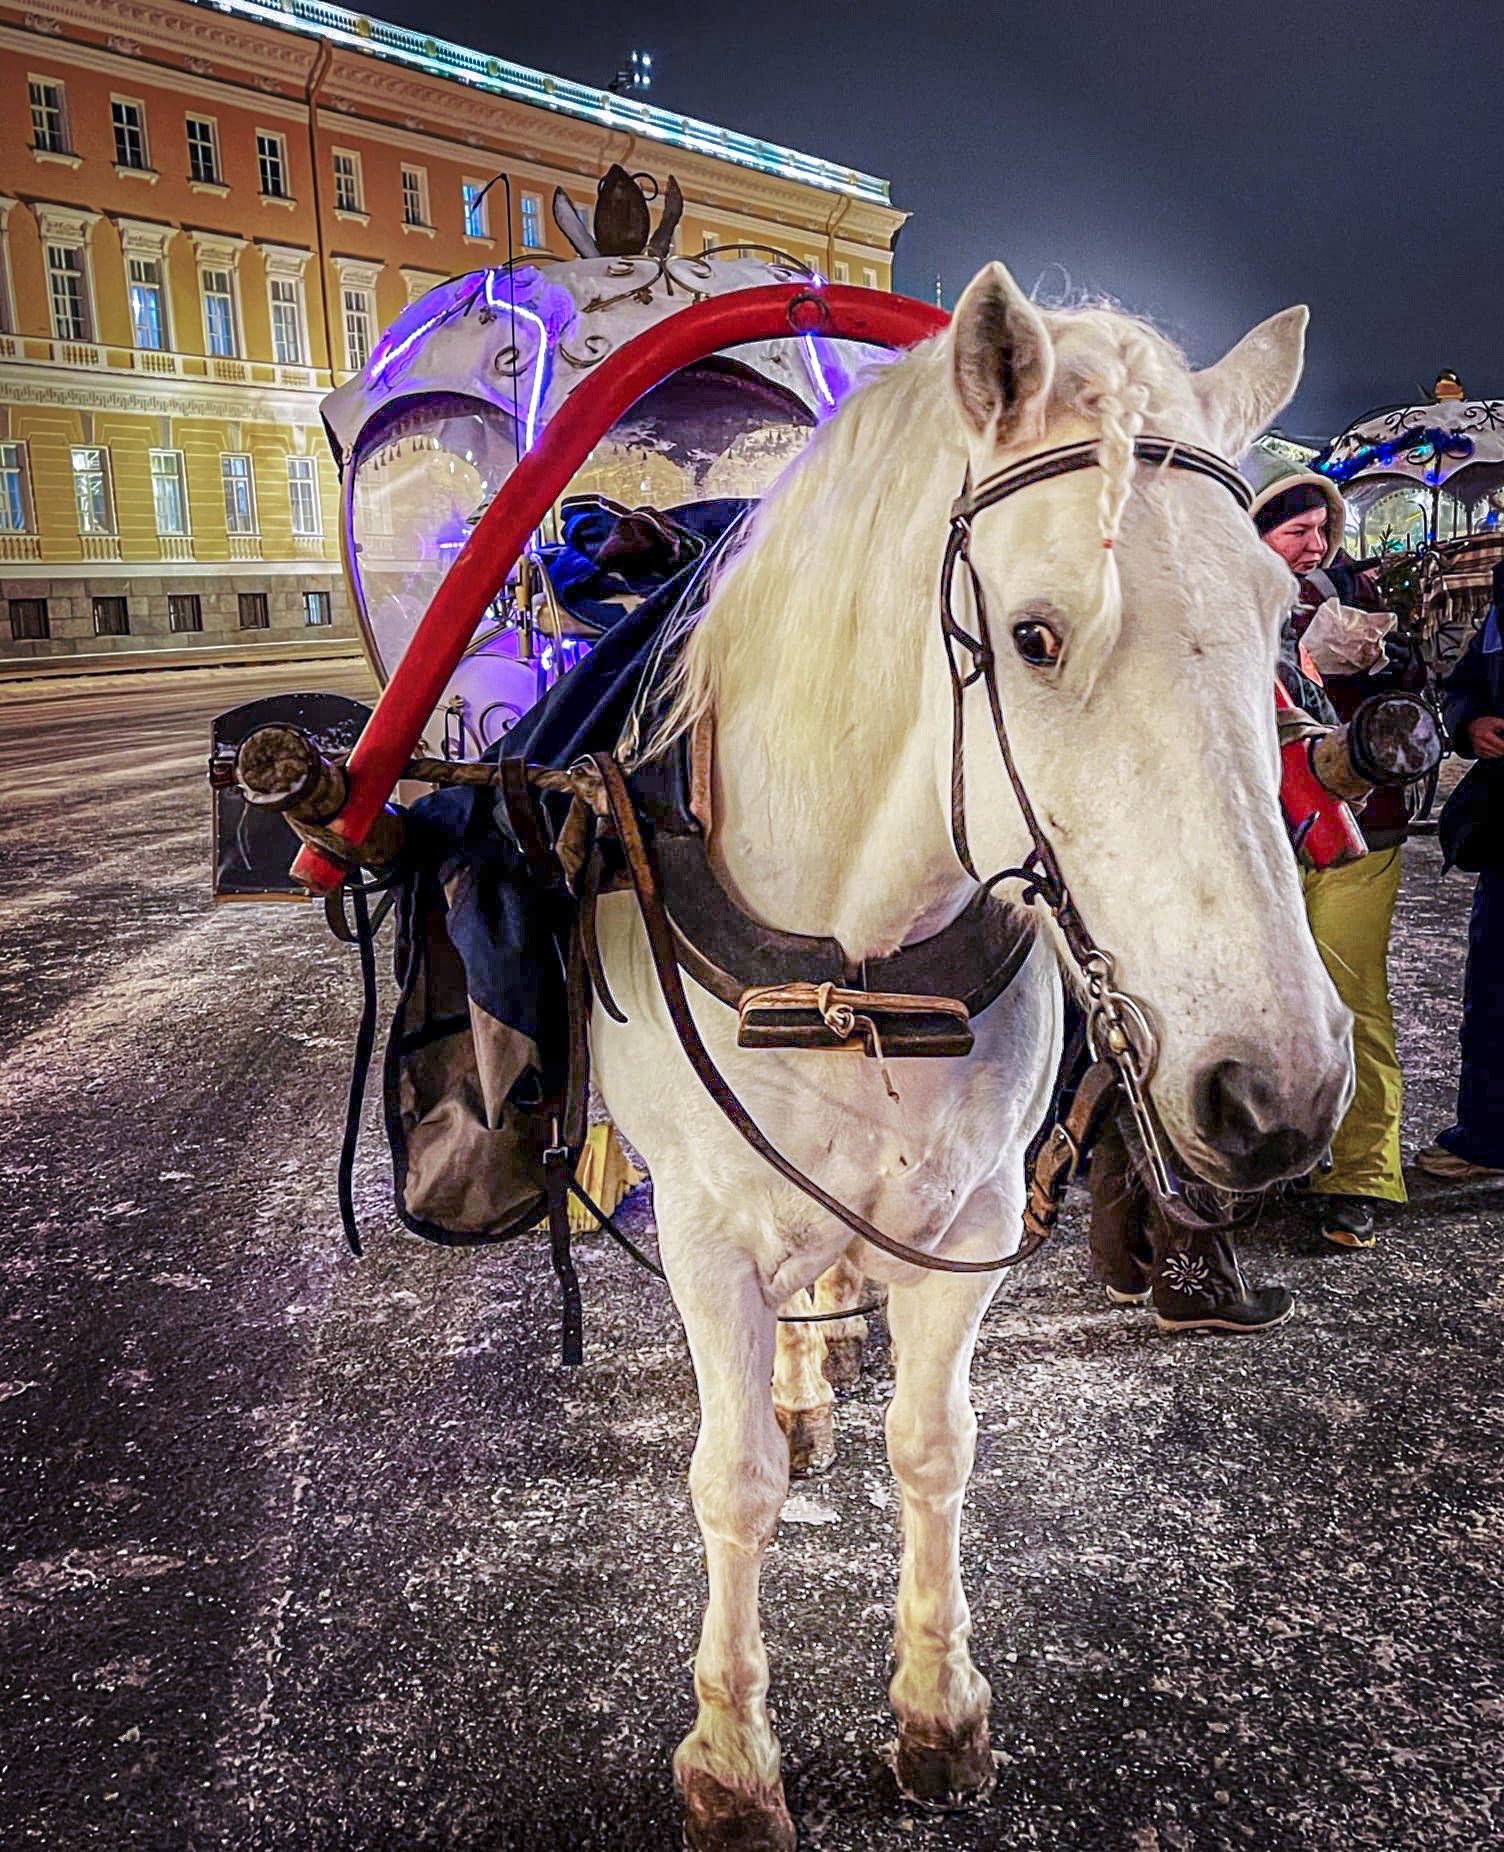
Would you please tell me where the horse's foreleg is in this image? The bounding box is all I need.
[884,1263,999,1806]
[668,1238,796,1852]
[814,1252,869,1389]
[773,1287,835,1476]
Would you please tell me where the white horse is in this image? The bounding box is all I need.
[590,260,1353,1849]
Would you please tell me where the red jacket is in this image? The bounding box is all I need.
[1291,554,1425,849]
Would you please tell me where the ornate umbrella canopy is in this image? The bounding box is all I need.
[1316,395,1504,517]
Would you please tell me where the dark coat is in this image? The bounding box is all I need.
[1437,577,1504,874]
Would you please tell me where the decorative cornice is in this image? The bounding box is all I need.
[31,202,99,244]
[330,254,381,291]
[188,228,246,267]
[113,215,176,259]
[0,365,326,421]
[256,240,311,277]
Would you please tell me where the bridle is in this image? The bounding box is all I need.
[938,435,1255,1202]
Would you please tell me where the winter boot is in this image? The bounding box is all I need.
[1086,1118,1155,1305]
[1151,1226,1295,1335]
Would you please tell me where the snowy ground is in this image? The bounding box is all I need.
[1,666,1501,1851]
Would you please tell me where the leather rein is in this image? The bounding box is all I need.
[561,435,1253,1278]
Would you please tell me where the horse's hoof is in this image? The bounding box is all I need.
[776,1400,834,1477]
[821,1333,865,1390]
[893,1715,994,1808]
[679,1767,797,1851]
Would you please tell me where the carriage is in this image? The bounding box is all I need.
[1315,391,1504,674]
[210,184,1412,1849]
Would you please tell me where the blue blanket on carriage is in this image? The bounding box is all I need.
[383,499,752,1244]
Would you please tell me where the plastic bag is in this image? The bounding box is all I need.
[1302,596,1396,675]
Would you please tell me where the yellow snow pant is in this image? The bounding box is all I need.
[1302,845,1406,1203]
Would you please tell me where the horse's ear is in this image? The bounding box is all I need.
[951,263,1054,443]
[1194,306,1309,455]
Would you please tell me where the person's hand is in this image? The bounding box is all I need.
[1468,715,1504,758]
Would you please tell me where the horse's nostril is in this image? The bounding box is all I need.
[1193,1057,1270,1157]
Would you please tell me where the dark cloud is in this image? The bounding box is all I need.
[386,1,1500,437]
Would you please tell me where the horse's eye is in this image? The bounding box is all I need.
[1011,620,1061,667]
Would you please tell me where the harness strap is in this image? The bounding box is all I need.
[581,749,1068,1277]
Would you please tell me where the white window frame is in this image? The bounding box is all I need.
[29,76,70,156]
[262,245,311,368]
[221,453,258,535]
[111,95,151,173]
[861,266,878,289]
[185,114,221,187]
[149,449,189,536]
[45,243,90,341]
[833,260,849,284]
[71,445,117,536]
[461,179,490,241]
[400,165,429,229]
[256,130,289,201]
[117,220,175,353]
[332,256,380,376]
[520,191,544,250]
[200,264,239,358]
[302,589,332,627]
[269,277,305,363]
[332,149,365,217]
[127,253,169,350]
[0,197,19,335]
[287,455,322,538]
[191,231,244,360]
[0,441,34,535]
[341,286,374,372]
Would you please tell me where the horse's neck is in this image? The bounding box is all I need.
[711,619,979,960]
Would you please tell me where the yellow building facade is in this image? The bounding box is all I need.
[0,0,904,664]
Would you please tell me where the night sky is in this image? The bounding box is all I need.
[381,1,1499,440]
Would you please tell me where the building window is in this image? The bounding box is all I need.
[833,260,849,283]
[112,98,149,171]
[0,444,33,534]
[862,266,878,289]
[342,287,373,372]
[168,593,203,633]
[127,255,168,350]
[29,78,69,155]
[520,191,543,248]
[201,267,238,357]
[462,181,489,239]
[302,589,332,627]
[333,150,363,214]
[287,456,322,536]
[186,116,221,185]
[149,450,189,535]
[93,595,130,637]
[9,597,49,641]
[237,591,269,630]
[268,277,305,365]
[256,131,288,199]
[46,243,90,341]
[221,454,257,534]
[400,165,429,227]
[71,446,115,535]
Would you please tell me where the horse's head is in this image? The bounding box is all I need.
[948,262,1352,1191]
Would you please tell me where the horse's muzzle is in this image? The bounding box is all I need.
[1187,1048,1352,1191]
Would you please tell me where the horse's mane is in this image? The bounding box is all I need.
[640,300,1198,788]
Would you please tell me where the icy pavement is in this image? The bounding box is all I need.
[1,667,1501,1850]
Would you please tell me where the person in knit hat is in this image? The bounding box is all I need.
[1249,459,1425,1249]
